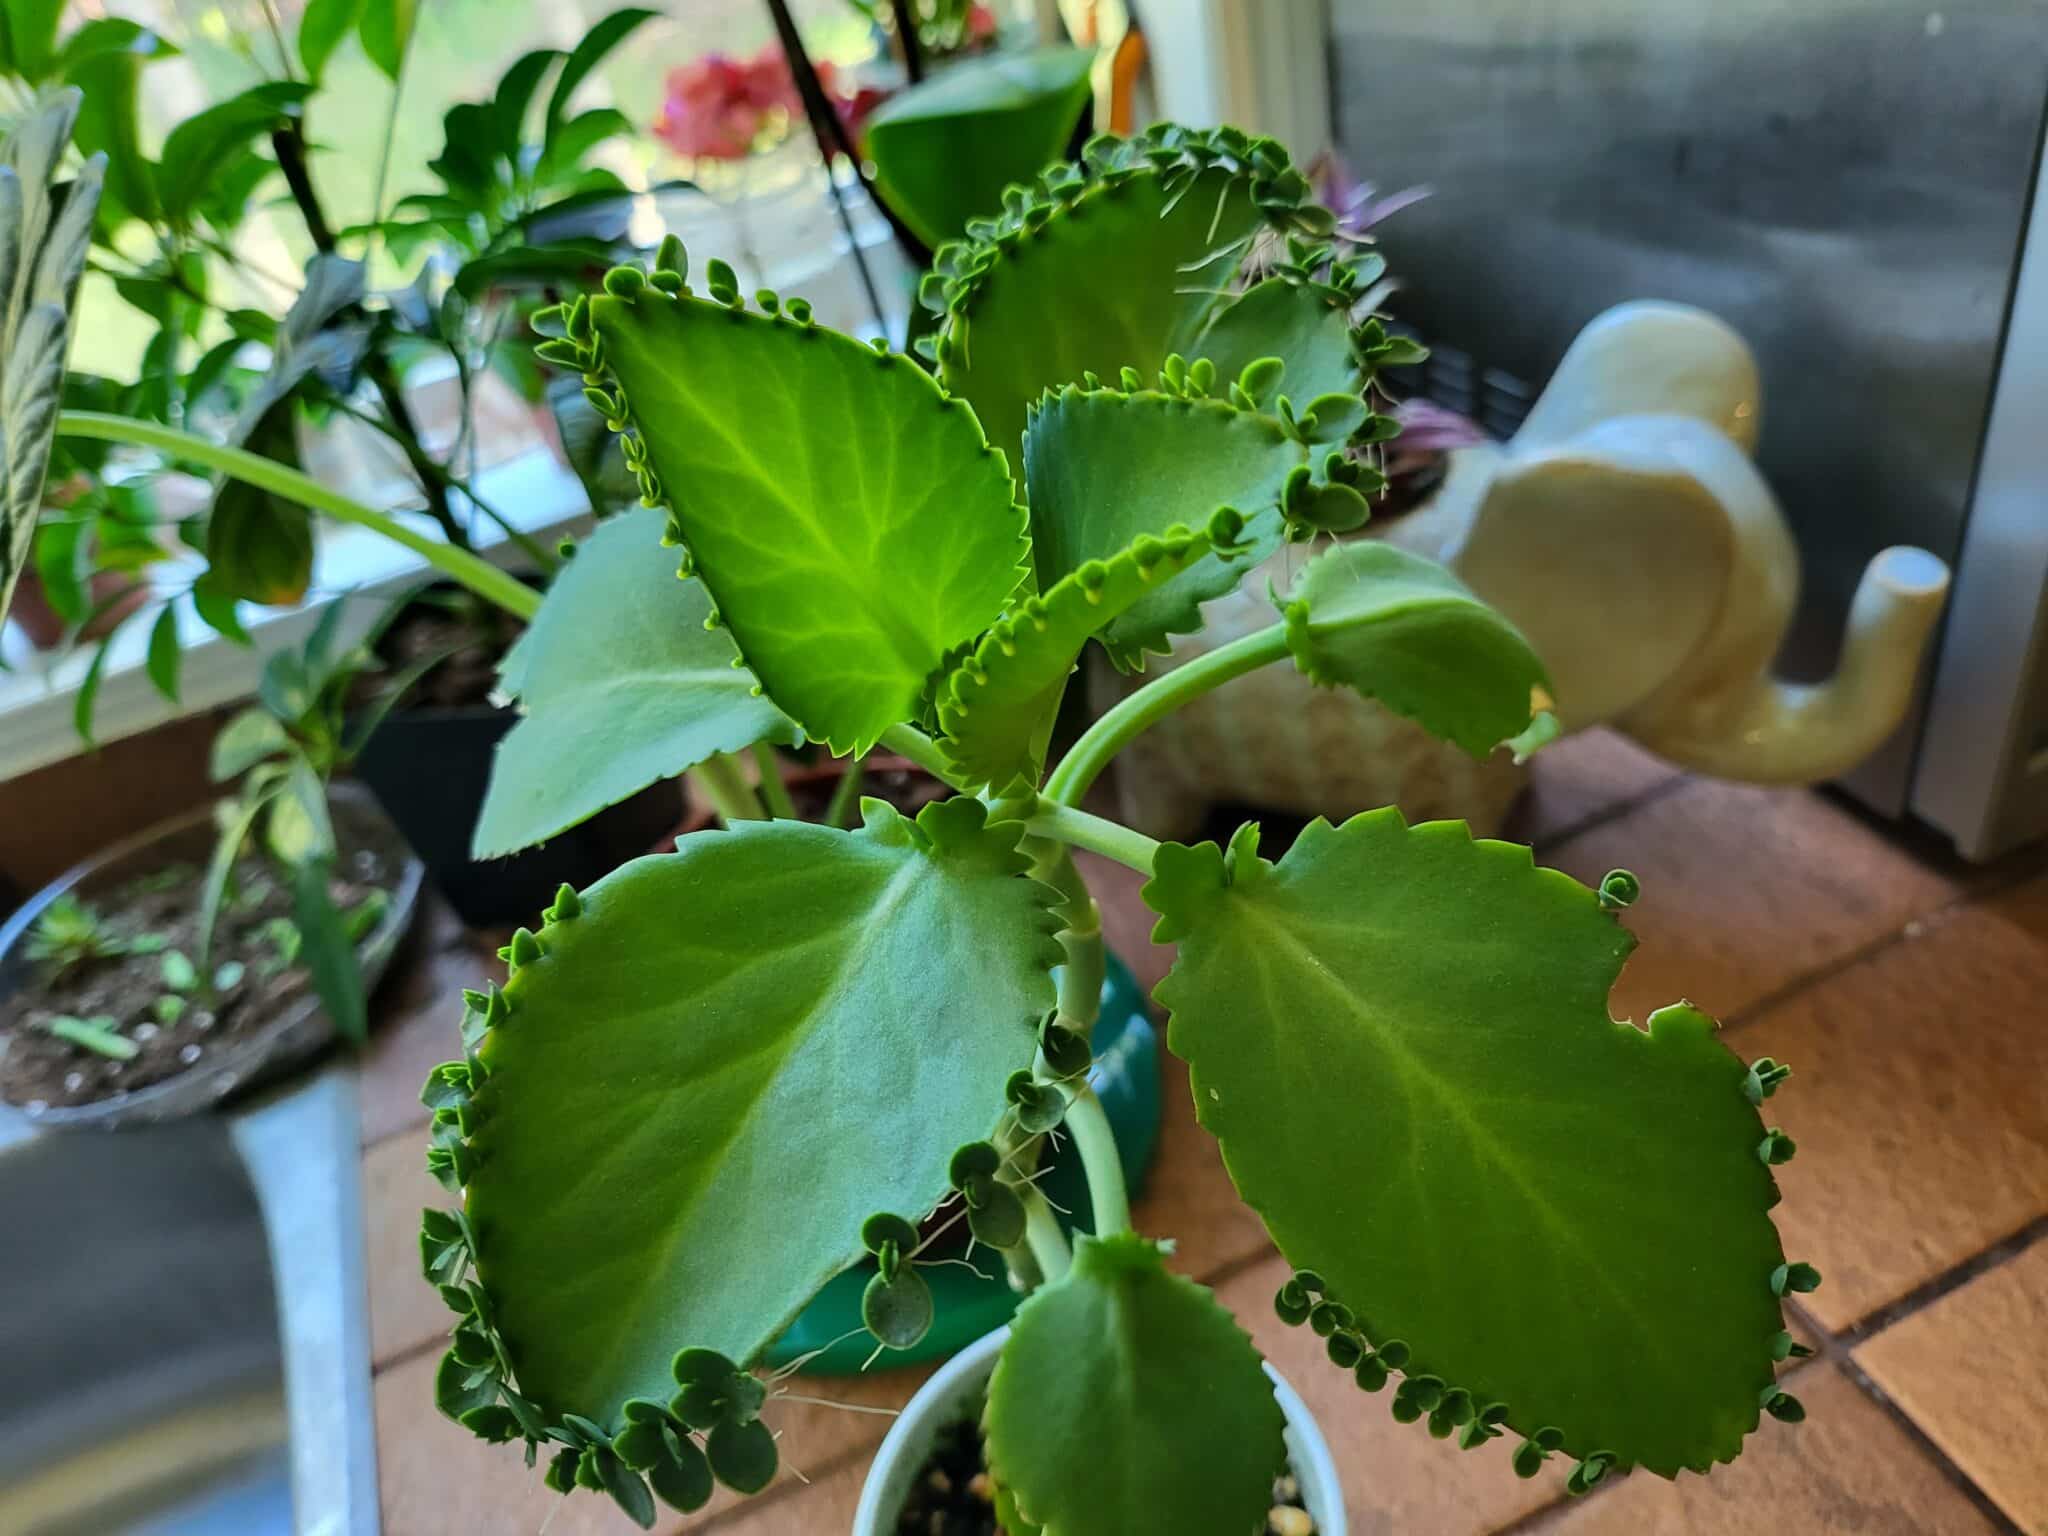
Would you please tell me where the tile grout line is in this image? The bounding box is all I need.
[1708,847,2048,1038]
[1826,1216,2047,1350]
[1526,771,1692,861]
[1830,1353,2033,1536]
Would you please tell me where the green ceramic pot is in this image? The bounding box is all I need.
[760,946,1161,1375]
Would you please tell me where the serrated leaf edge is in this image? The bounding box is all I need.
[419,798,1068,1524]
[1146,811,1813,1481]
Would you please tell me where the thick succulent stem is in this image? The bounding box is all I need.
[56,411,540,620]
[1045,621,1291,807]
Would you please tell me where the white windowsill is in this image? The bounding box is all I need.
[0,447,594,785]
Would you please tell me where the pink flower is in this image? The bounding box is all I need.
[964,3,998,44]
[654,44,831,161]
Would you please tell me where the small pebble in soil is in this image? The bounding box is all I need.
[25,1099,46,1116]
[133,1022,158,1043]
[62,1072,84,1093]
[178,1043,202,1065]
[191,1010,216,1032]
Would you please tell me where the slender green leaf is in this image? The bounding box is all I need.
[191,573,250,644]
[31,516,83,621]
[452,238,614,300]
[1,0,64,82]
[206,407,314,604]
[294,853,367,1042]
[984,1234,1284,1536]
[197,785,273,970]
[144,602,181,702]
[53,18,175,80]
[474,507,797,857]
[298,0,363,81]
[1145,812,1793,1476]
[204,255,365,606]
[211,705,289,782]
[157,82,313,225]
[461,799,1061,1425]
[356,0,415,81]
[71,628,112,743]
[1280,540,1549,758]
[537,108,631,179]
[866,46,1095,248]
[492,47,561,155]
[543,8,657,155]
[66,47,152,224]
[588,275,1027,754]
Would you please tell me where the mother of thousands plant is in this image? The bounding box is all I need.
[417,124,1814,1532]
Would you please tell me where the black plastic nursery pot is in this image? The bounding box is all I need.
[350,703,680,931]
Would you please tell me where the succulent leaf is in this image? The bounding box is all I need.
[983,1234,1285,1536]
[1280,540,1551,759]
[1188,277,1360,407]
[584,272,1029,754]
[451,798,1061,1435]
[1146,811,1792,1477]
[1023,384,1308,669]
[936,507,1245,789]
[930,125,1353,469]
[473,506,797,857]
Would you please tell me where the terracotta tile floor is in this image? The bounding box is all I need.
[358,731,2048,1535]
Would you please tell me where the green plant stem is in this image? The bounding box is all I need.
[752,743,798,818]
[822,755,866,828]
[270,115,470,553]
[327,396,555,571]
[1066,1086,1129,1236]
[1044,622,1291,806]
[368,7,416,232]
[694,753,767,824]
[1027,802,1160,875]
[55,412,541,621]
[876,722,961,788]
[1022,1184,1073,1282]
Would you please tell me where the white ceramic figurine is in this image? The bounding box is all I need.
[1098,300,1953,838]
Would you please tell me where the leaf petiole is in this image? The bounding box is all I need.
[1044,622,1292,807]
[1026,803,1161,876]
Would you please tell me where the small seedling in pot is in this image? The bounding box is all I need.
[255,917,301,977]
[40,1014,136,1061]
[26,895,131,982]
[160,950,198,993]
[201,604,437,1043]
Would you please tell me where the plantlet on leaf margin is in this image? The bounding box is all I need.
[415,124,1812,1534]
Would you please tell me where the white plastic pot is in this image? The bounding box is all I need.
[853,1325,1346,1536]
